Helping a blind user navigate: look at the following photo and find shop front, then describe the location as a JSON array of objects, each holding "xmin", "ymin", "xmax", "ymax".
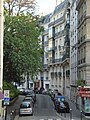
[{"xmin": 78, "ymin": 87, "xmax": 90, "ymax": 117}]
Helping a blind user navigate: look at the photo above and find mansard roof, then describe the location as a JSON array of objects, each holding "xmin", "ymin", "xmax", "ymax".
[
  {"xmin": 53, "ymin": 0, "xmax": 67, "ymax": 15},
  {"xmin": 43, "ymin": 13, "xmax": 52, "ymax": 24}
]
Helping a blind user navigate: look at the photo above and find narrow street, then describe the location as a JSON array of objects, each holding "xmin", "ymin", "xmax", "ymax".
[
  {"xmin": 6, "ymin": 95, "xmax": 67, "ymax": 120},
  {"xmin": 6, "ymin": 94, "xmax": 89, "ymax": 120}
]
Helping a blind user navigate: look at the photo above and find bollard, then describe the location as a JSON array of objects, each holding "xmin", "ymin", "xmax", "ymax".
[
  {"xmin": 64, "ymin": 109, "xmax": 66, "ymax": 118},
  {"xmin": 81, "ymin": 111, "xmax": 82, "ymax": 120},
  {"xmin": 12, "ymin": 110, "xmax": 15, "ymax": 119},
  {"xmin": 5, "ymin": 107, "xmax": 7, "ymax": 120},
  {"xmin": 60, "ymin": 109, "xmax": 62, "ymax": 116},
  {"xmin": 10, "ymin": 112, "xmax": 13, "ymax": 120},
  {"xmin": 70, "ymin": 109, "xmax": 72, "ymax": 120}
]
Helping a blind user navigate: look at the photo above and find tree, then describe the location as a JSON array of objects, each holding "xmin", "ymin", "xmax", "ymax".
[
  {"xmin": 4, "ymin": 14, "xmax": 43, "ymax": 83},
  {"xmin": 4, "ymin": 0, "xmax": 36, "ymax": 16},
  {"xmin": 76, "ymin": 80, "xmax": 86, "ymax": 87}
]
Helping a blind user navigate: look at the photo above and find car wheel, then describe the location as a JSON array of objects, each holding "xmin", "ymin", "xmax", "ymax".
[{"xmin": 31, "ymin": 113, "xmax": 33, "ymax": 116}]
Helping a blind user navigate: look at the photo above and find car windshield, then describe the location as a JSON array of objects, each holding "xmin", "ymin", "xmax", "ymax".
[{"xmin": 20, "ymin": 103, "xmax": 31, "ymax": 108}]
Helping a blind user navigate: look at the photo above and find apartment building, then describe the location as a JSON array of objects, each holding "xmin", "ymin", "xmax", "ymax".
[
  {"xmin": 70, "ymin": 0, "xmax": 78, "ymax": 103},
  {"xmin": 41, "ymin": 13, "xmax": 52, "ymax": 90},
  {"xmin": 76, "ymin": 0, "xmax": 90, "ymax": 86},
  {"xmin": 40, "ymin": 0, "xmax": 71, "ymax": 98},
  {"xmin": 48, "ymin": 0, "xmax": 67, "ymax": 94},
  {"xmin": 76, "ymin": 0, "xmax": 90, "ymax": 116}
]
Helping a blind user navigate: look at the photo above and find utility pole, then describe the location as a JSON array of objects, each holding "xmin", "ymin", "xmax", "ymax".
[{"xmin": 0, "ymin": 0, "xmax": 4, "ymax": 118}]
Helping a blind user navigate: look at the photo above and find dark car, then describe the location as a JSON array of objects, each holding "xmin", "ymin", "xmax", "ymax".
[
  {"xmin": 39, "ymin": 88, "xmax": 44, "ymax": 94},
  {"xmin": 55, "ymin": 100, "xmax": 70, "ymax": 113},
  {"xmin": 26, "ymin": 92, "xmax": 36, "ymax": 103}
]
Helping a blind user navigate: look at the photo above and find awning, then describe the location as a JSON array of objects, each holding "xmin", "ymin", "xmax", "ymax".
[{"xmin": 0, "ymin": 92, "xmax": 4, "ymax": 99}]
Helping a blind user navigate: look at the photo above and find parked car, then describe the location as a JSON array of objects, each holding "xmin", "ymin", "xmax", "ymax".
[
  {"xmin": 55, "ymin": 100, "xmax": 70, "ymax": 113},
  {"xmin": 48, "ymin": 89, "xmax": 54, "ymax": 96},
  {"xmin": 19, "ymin": 101, "xmax": 33, "ymax": 116},
  {"xmin": 34, "ymin": 88, "xmax": 39, "ymax": 94},
  {"xmin": 59, "ymin": 102, "xmax": 66, "ymax": 113},
  {"xmin": 26, "ymin": 92, "xmax": 36, "ymax": 103},
  {"xmin": 39, "ymin": 88, "xmax": 44, "ymax": 94},
  {"xmin": 42, "ymin": 90, "xmax": 49, "ymax": 95},
  {"xmin": 23, "ymin": 97, "xmax": 34, "ymax": 106}
]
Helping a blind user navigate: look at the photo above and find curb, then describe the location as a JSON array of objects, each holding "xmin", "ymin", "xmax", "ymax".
[{"xmin": 9, "ymin": 96, "xmax": 19, "ymax": 106}]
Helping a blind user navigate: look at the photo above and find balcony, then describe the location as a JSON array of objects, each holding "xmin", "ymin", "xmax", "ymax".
[
  {"xmin": 48, "ymin": 16, "xmax": 64, "ymax": 27},
  {"xmin": 55, "ymin": 30, "xmax": 65, "ymax": 38},
  {"xmin": 83, "ymin": 58, "xmax": 86, "ymax": 63},
  {"xmin": 43, "ymin": 64, "xmax": 48, "ymax": 69},
  {"xmin": 55, "ymin": 72, "xmax": 58, "ymax": 78},
  {"xmin": 55, "ymin": 58, "xmax": 62, "ymax": 63},
  {"xmin": 62, "ymin": 53, "xmax": 70, "ymax": 61},
  {"xmin": 58, "ymin": 72, "xmax": 62, "ymax": 77},
  {"xmin": 78, "ymin": 60, "xmax": 80, "ymax": 65},
  {"xmin": 66, "ymin": 70, "xmax": 70, "ymax": 77},
  {"xmin": 64, "ymin": 40, "xmax": 70, "ymax": 47},
  {"xmin": 78, "ymin": 35, "xmax": 86, "ymax": 46},
  {"xmin": 48, "ymin": 46, "xmax": 57, "ymax": 52},
  {"xmin": 51, "ymin": 72, "xmax": 54, "ymax": 77},
  {"xmin": 78, "ymin": 58, "xmax": 86, "ymax": 65},
  {"xmin": 43, "ymin": 29, "xmax": 48, "ymax": 35},
  {"xmin": 52, "ymin": 58, "xmax": 55, "ymax": 63},
  {"xmin": 63, "ymin": 72, "xmax": 65, "ymax": 77}
]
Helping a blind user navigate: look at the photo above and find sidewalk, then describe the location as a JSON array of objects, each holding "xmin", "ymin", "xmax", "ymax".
[
  {"xmin": 0, "ymin": 117, "xmax": 4, "ymax": 120},
  {"xmin": 62, "ymin": 96, "xmax": 89, "ymax": 120}
]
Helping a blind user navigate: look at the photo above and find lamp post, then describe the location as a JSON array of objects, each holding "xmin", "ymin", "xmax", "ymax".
[{"xmin": 0, "ymin": 0, "xmax": 4, "ymax": 118}]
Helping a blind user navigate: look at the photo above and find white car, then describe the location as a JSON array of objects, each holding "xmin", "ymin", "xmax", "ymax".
[{"xmin": 19, "ymin": 101, "xmax": 33, "ymax": 116}]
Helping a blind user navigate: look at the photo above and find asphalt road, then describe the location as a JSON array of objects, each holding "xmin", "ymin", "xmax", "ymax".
[
  {"xmin": 6, "ymin": 94, "xmax": 67, "ymax": 120},
  {"xmin": 6, "ymin": 94, "xmax": 90, "ymax": 120},
  {"xmin": 34, "ymin": 94, "xmax": 57, "ymax": 116}
]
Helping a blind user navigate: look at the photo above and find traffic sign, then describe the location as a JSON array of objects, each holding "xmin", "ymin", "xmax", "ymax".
[
  {"xmin": 4, "ymin": 90, "xmax": 9, "ymax": 98},
  {"xmin": 4, "ymin": 98, "xmax": 10, "ymax": 101},
  {"xmin": 3, "ymin": 90, "xmax": 10, "ymax": 106},
  {"xmin": 4, "ymin": 100, "xmax": 10, "ymax": 105}
]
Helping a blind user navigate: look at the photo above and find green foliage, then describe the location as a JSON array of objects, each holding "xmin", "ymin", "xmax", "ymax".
[
  {"xmin": 3, "ymin": 80, "xmax": 19, "ymax": 99},
  {"xmin": 76, "ymin": 80, "xmax": 86, "ymax": 87},
  {"xmin": 4, "ymin": 15, "xmax": 43, "ymax": 83}
]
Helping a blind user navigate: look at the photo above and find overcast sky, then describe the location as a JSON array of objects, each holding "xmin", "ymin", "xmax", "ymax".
[{"xmin": 36, "ymin": 0, "xmax": 56, "ymax": 15}]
